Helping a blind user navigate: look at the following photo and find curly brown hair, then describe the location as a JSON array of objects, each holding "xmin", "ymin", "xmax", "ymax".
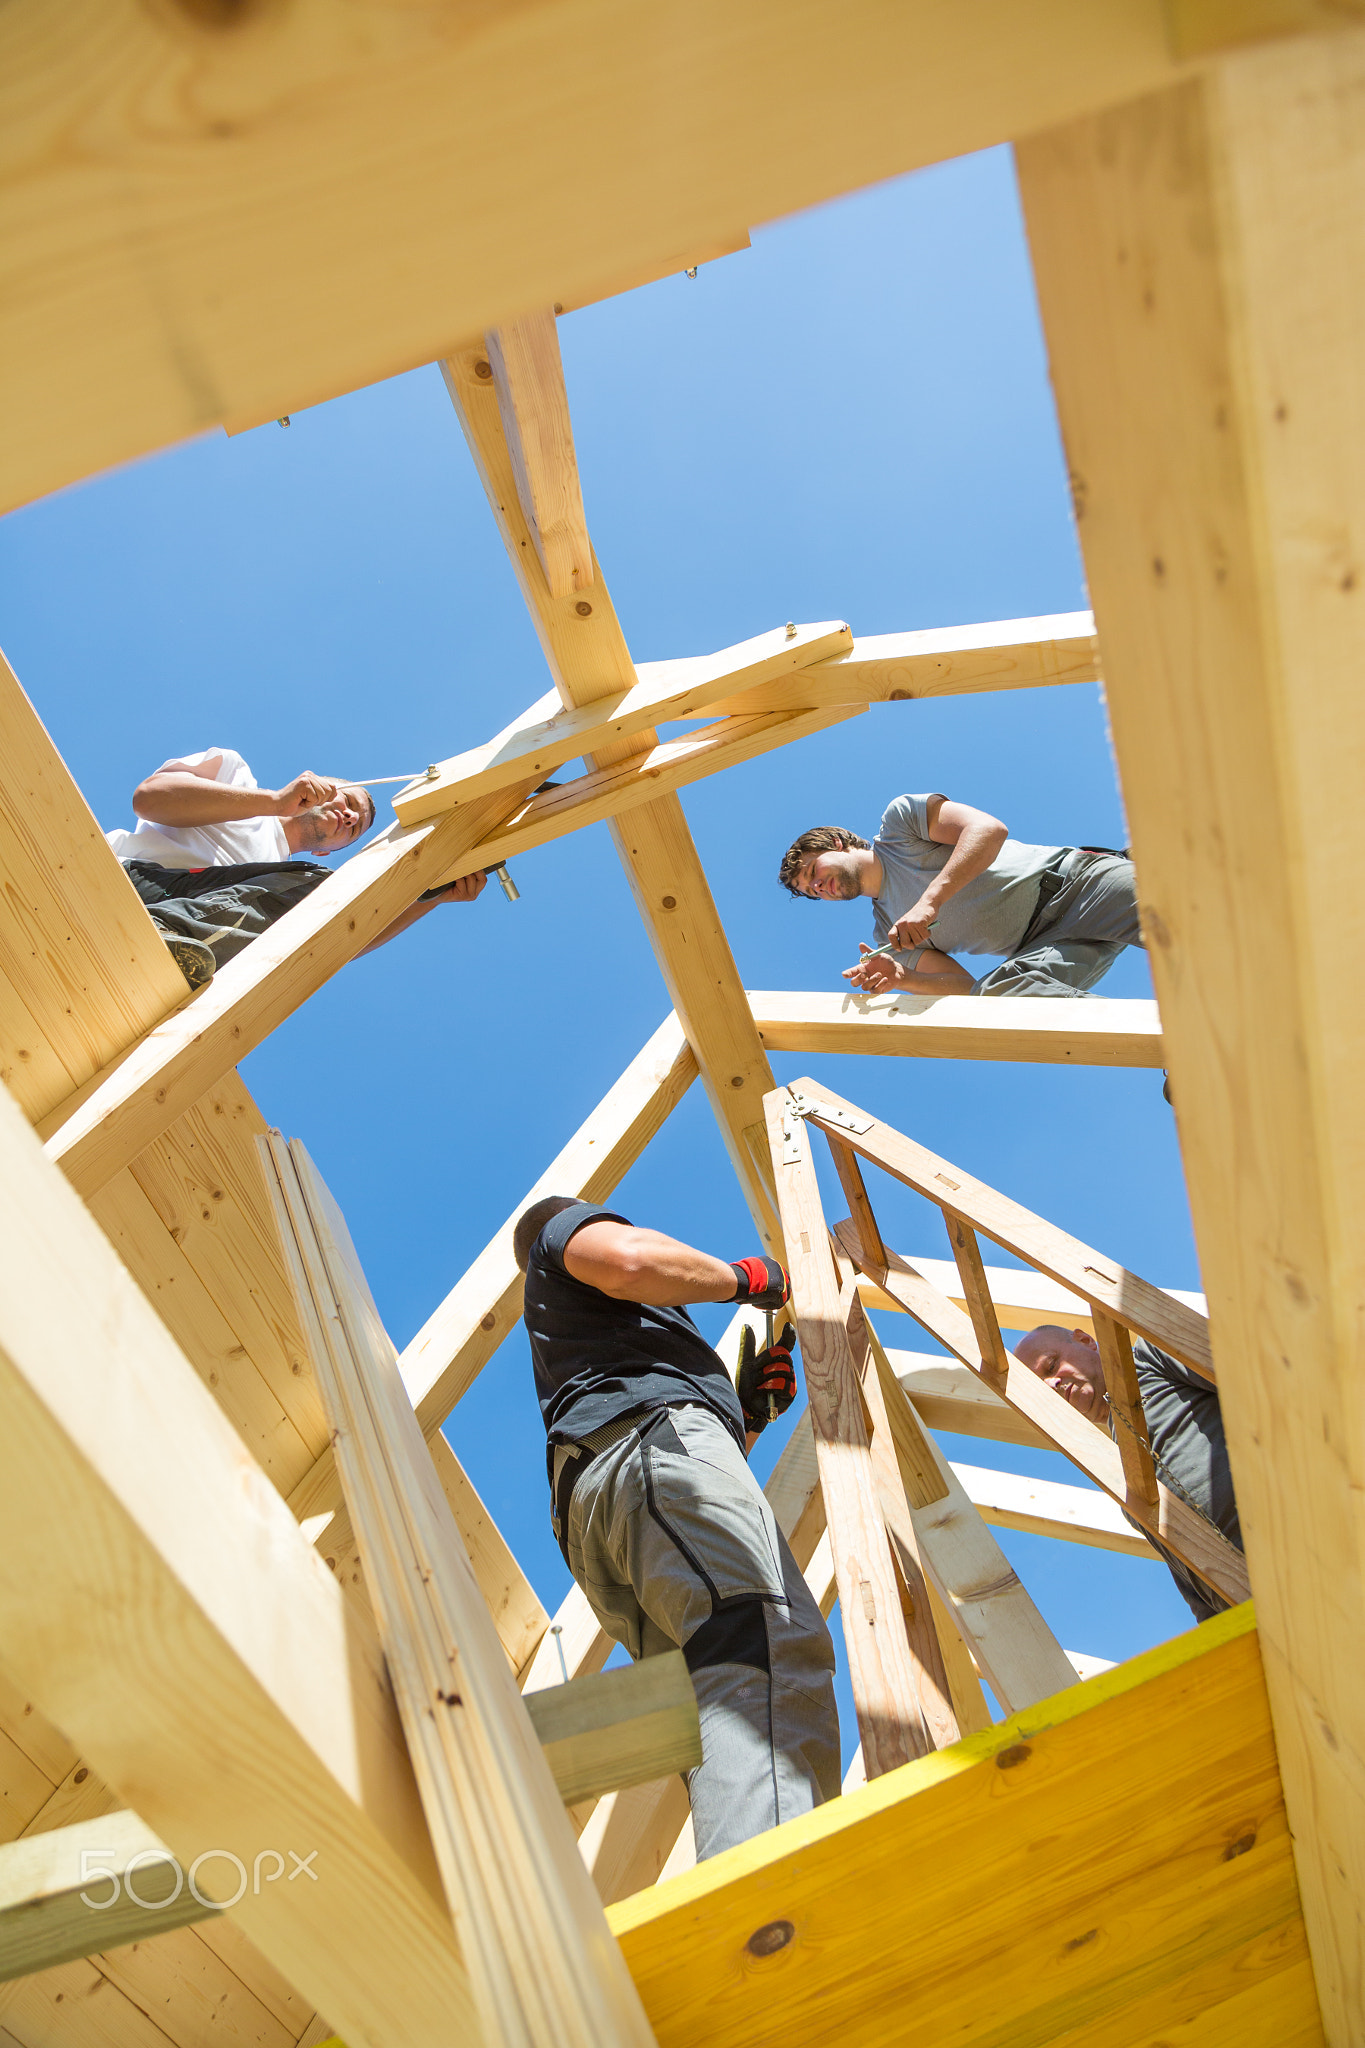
[{"xmin": 777, "ymin": 826, "xmax": 871, "ymax": 897}]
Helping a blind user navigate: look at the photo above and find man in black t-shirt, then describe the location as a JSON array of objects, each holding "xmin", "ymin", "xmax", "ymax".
[
  {"xmin": 514, "ymin": 1195, "xmax": 840, "ymax": 1862},
  {"xmin": 1015, "ymin": 1323, "xmax": 1242, "ymax": 1624}
]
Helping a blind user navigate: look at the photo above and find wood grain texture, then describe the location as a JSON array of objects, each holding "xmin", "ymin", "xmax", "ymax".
[
  {"xmin": 748, "ymin": 989, "xmax": 1163, "ymax": 1067},
  {"xmin": 484, "ymin": 314, "xmax": 593, "ymax": 601},
  {"xmin": 262, "ymin": 1136, "xmax": 654, "ymax": 2047},
  {"xmin": 764, "ymin": 1089, "xmax": 941, "ymax": 1774},
  {"xmin": 952, "ymin": 1461, "xmax": 1160, "ymax": 1561},
  {"xmin": 523, "ymin": 1655, "xmax": 700, "ymax": 1808},
  {"xmin": 610, "ymin": 1610, "xmax": 1322, "ymax": 2048},
  {"xmin": 1016, "ymin": 40, "xmax": 1365, "ymax": 2035},
  {"xmin": 863, "ymin": 1254, "xmax": 1207, "ymax": 1348}
]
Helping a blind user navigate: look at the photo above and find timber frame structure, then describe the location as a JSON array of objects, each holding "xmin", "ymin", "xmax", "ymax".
[{"xmin": 0, "ymin": 6, "xmax": 1362, "ymax": 2044}]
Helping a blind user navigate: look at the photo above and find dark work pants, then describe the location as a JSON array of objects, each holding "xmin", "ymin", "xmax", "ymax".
[{"xmin": 122, "ymin": 859, "xmax": 330, "ymax": 966}]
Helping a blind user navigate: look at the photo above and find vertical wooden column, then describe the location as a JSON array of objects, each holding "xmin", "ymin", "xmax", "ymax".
[
  {"xmin": 261, "ymin": 1137, "xmax": 656, "ymax": 2048},
  {"xmin": 763, "ymin": 1087, "xmax": 942, "ymax": 1774},
  {"xmin": 1017, "ymin": 34, "xmax": 1365, "ymax": 2039}
]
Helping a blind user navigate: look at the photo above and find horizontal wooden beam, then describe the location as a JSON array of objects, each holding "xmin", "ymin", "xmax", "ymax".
[
  {"xmin": 749, "ymin": 989, "xmax": 1163, "ymax": 1067},
  {"xmin": 2, "ymin": 3, "xmax": 1188, "ymax": 512},
  {"xmin": 523, "ymin": 1653, "xmax": 701, "ymax": 1808},
  {"xmin": 704, "ymin": 611, "xmax": 1100, "ymax": 713},
  {"xmin": 953, "ymin": 1461, "xmax": 1160, "ymax": 1559},
  {"xmin": 0, "ymin": 1069, "xmax": 475, "ymax": 2048},
  {"xmin": 394, "ymin": 621, "xmax": 853, "ymax": 825},
  {"xmin": 0, "ymin": 1812, "xmax": 217, "ymax": 1982},
  {"xmin": 893, "ymin": 1353, "xmax": 1055, "ymax": 1448}
]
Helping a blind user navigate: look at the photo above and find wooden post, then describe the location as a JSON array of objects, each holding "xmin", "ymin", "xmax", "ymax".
[
  {"xmin": 261, "ymin": 1136, "xmax": 656, "ymax": 2048},
  {"xmin": 763, "ymin": 1087, "xmax": 942, "ymax": 1774}
]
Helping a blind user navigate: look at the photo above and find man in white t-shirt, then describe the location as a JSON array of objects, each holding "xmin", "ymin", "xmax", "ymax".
[{"xmin": 110, "ymin": 749, "xmax": 485, "ymax": 988}]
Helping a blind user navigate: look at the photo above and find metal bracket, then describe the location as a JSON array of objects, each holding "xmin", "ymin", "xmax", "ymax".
[{"xmin": 785, "ymin": 1086, "xmax": 874, "ymax": 1138}]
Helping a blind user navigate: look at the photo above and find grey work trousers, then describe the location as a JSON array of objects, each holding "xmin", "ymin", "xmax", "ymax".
[
  {"xmin": 975, "ymin": 850, "xmax": 1142, "ymax": 998},
  {"xmin": 122, "ymin": 859, "xmax": 329, "ymax": 968},
  {"xmin": 555, "ymin": 1403, "xmax": 840, "ymax": 1861}
]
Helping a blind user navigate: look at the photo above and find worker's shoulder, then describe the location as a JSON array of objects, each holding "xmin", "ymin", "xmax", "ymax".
[{"xmin": 877, "ymin": 792, "xmax": 941, "ymax": 840}]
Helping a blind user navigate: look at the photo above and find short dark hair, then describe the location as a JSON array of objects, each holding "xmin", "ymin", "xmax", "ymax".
[
  {"xmin": 777, "ymin": 826, "xmax": 871, "ymax": 897},
  {"xmin": 358, "ymin": 789, "xmax": 376, "ymax": 832},
  {"xmin": 512, "ymin": 1194, "xmax": 580, "ymax": 1272}
]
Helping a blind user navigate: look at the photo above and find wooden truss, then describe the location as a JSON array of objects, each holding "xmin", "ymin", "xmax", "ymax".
[{"xmin": 3, "ymin": 11, "xmax": 1363, "ymax": 2042}]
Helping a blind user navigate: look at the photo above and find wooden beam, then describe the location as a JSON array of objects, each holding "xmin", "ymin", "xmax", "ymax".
[
  {"xmin": 522, "ymin": 1655, "xmax": 701, "ymax": 1809},
  {"xmin": 1, "ymin": 2, "xmax": 1191, "ymax": 513},
  {"xmin": 40, "ymin": 782, "xmax": 534, "ymax": 1201},
  {"xmin": 892, "ymin": 1351, "xmax": 1055, "ymax": 1450},
  {"xmin": 0, "ymin": 1067, "xmax": 482, "ymax": 2048},
  {"xmin": 703, "ymin": 611, "xmax": 1100, "ymax": 712},
  {"xmin": 748, "ymin": 989, "xmax": 1164, "ymax": 1067},
  {"xmin": 609, "ymin": 1608, "xmax": 1320, "ymax": 2048},
  {"xmin": 953, "ymin": 1462, "xmax": 1160, "ymax": 1560},
  {"xmin": 445, "ymin": 341, "xmax": 784, "ymax": 1246},
  {"xmin": 841, "ymin": 1225, "xmax": 1249, "ymax": 1608},
  {"xmin": 1166, "ymin": 1, "xmax": 1363, "ymax": 58},
  {"xmin": 792, "ymin": 1078, "xmax": 1213, "ymax": 1376},
  {"xmin": 484, "ymin": 313, "xmax": 593, "ymax": 601},
  {"xmin": 261, "ymin": 1134, "xmax": 655, "ymax": 2048},
  {"xmin": 289, "ymin": 1013, "xmax": 697, "ymax": 1536},
  {"xmin": 0, "ymin": 1813, "xmax": 217, "ymax": 1982},
  {"xmin": 764, "ymin": 1087, "xmax": 944, "ymax": 1772},
  {"xmin": 1016, "ymin": 41, "xmax": 1365, "ymax": 2035},
  {"xmin": 394, "ymin": 621, "xmax": 853, "ymax": 825}
]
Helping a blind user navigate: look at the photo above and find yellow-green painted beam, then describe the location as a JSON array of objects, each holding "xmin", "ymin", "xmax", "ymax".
[{"xmin": 611, "ymin": 1605, "xmax": 1324, "ymax": 2048}]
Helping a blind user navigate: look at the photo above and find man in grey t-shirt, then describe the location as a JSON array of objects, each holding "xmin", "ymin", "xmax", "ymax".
[
  {"xmin": 1015, "ymin": 1323, "xmax": 1241, "ymax": 1626},
  {"xmin": 777, "ymin": 792, "xmax": 1142, "ymax": 998}
]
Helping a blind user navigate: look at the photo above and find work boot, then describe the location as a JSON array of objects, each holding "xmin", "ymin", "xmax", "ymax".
[{"xmin": 161, "ymin": 933, "xmax": 216, "ymax": 990}]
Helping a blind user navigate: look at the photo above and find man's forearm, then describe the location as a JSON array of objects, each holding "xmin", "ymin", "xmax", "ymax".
[
  {"xmin": 132, "ymin": 774, "xmax": 279, "ymax": 826},
  {"xmin": 891, "ymin": 953, "xmax": 976, "ymax": 996},
  {"xmin": 920, "ymin": 820, "xmax": 1008, "ymax": 913}
]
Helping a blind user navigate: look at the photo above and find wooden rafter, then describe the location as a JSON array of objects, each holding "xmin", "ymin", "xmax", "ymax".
[{"xmin": 748, "ymin": 988, "xmax": 1164, "ymax": 1067}]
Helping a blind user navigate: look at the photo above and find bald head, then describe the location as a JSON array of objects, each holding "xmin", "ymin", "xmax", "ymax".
[{"xmin": 1015, "ymin": 1323, "xmax": 1108, "ymax": 1424}]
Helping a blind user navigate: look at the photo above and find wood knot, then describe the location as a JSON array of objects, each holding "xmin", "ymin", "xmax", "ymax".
[
  {"xmin": 745, "ymin": 1920, "xmax": 794, "ymax": 1958},
  {"xmin": 995, "ymin": 1744, "xmax": 1031, "ymax": 1771}
]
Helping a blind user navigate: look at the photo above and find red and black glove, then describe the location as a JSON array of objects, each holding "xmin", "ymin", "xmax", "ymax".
[
  {"xmin": 736, "ymin": 1321, "xmax": 797, "ymax": 1435},
  {"xmin": 729, "ymin": 1255, "xmax": 791, "ymax": 1311}
]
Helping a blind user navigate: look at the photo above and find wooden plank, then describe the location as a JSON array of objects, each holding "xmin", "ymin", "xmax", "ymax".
[
  {"xmin": 0, "ymin": 0, "xmax": 1193, "ymax": 512},
  {"xmin": 944, "ymin": 1217, "xmax": 1011, "ymax": 1384},
  {"xmin": 609, "ymin": 1610, "xmax": 1320, "ymax": 2048},
  {"xmin": 291, "ymin": 1012, "xmax": 696, "ymax": 1535},
  {"xmin": 824, "ymin": 1137, "xmax": 887, "ymax": 1271},
  {"xmin": 484, "ymin": 312, "xmax": 593, "ymax": 601},
  {"xmin": 41, "ymin": 779, "xmax": 536, "ymax": 1201},
  {"xmin": 794, "ymin": 1077, "xmax": 1213, "ymax": 1377},
  {"xmin": 394, "ymin": 622, "xmax": 853, "ymax": 825},
  {"xmin": 763, "ymin": 1088, "xmax": 942, "ymax": 1773},
  {"xmin": 1167, "ymin": 0, "xmax": 1358, "ymax": 58},
  {"xmin": 1092, "ymin": 1307, "xmax": 1159, "ymax": 1508},
  {"xmin": 1017, "ymin": 45, "xmax": 1365, "ymax": 2037},
  {"xmin": 702, "ymin": 612, "xmax": 1100, "ymax": 711},
  {"xmin": 0, "ymin": 648, "xmax": 185, "ymax": 1123},
  {"xmin": 840, "ymin": 1226, "xmax": 1250, "ymax": 1608},
  {"xmin": 262, "ymin": 1135, "xmax": 655, "ymax": 2048},
  {"xmin": 94, "ymin": 1923, "xmax": 296, "ymax": 2048},
  {"xmin": 858, "ymin": 1313, "xmax": 1077, "ymax": 1714},
  {"xmin": 922, "ymin": 1575, "xmax": 994, "ymax": 1738},
  {"xmin": 748, "ymin": 989, "xmax": 1164, "ymax": 1067},
  {"xmin": 952, "ymin": 1462, "xmax": 1160, "ymax": 1561},
  {"xmin": 0, "ymin": 1813, "xmax": 217, "ymax": 1982},
  {"xmin": 0, "ymin": 1076, "xmax": 478, "ymax": 2048},
  {"xmin": 522, "ymin": 1655, "xmax": 701, "ymax": 1808},
  {"xmin": 445, "ymin": 341, "xmax": 785, "ymax": 1248},
  {"xmin": 0, "ymin": 1676, "xmax": 76, "ymax": 1793},
  {"xmin": 862, "ymin": 1254, "xmax": 1208, "ymax": 1346},
  {"xmin": 1, "ymin": 1956, "xmax": 183, "ymax": 2048}
]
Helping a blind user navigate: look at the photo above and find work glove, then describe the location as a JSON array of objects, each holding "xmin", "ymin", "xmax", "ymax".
[
  {"xmin": 736, "ymin": 1321, "xmax": 798, "ymax": 1436},
  {"xmin": 728, "ymin": 1255, "xmax": 791, "ymax": 1311}
]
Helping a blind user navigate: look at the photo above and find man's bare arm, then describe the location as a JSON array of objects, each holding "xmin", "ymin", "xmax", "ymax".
[
  {"xmin": 357, "ymin": 871, "xmax": 488, "ymax": 955},
  {"xmin": 886, "ymin": 793, "xmax": 1009, "ymax": 949},
  {"xmin": 562, "ymin": 1220, "xmax": 740, "ymax": 1307},
  {"xmin": 844, "ymin": 941, "xmax": 975, "ymax": 997},
  {"xmin": 132, "ymin": 762, "xmax": 338, "ymax": 826}
]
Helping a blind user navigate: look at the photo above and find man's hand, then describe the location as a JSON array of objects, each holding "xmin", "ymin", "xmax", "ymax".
[
  {"xmin": 888, "ymin": 894, "xmax": 940, "ymax": 950},
  {"xmin": 843, "ymin": 944, "xmax": 903, "ymax": 992},
  {"xmin": 729, "ymin": 1255, "xmax": 791, "ymax": 1310},
  {"xmin": 736, "ymin": 1321, "xmax": 797, "ymax": 1435},
  {"xmin": 424, "ymin": 872, "xmax": 488, "ymax": 905},
  {"xmin": 272, "ymin": 770, "xmax": 339, "ymax": 816}
]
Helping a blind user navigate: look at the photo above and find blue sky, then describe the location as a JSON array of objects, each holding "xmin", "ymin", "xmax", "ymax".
[{"xmin": 0, "ymin": 144, "xmax": 1201, "ymax": 1754}]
